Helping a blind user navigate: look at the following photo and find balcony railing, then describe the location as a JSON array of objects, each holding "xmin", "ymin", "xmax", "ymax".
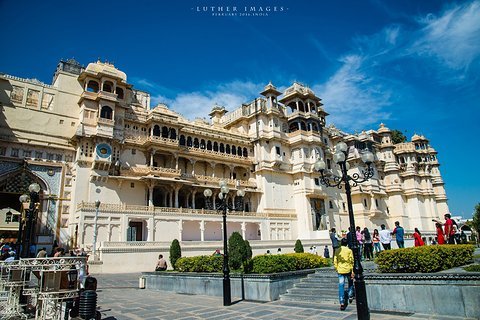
[{"xmin": 76, "ymin": 202, "xmax": 296, "ymax": 220}]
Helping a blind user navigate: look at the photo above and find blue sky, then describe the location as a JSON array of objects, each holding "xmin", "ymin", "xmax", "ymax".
[{"xmin": 1, "ymin": 0, "xmax": 479, "ymax": 218}]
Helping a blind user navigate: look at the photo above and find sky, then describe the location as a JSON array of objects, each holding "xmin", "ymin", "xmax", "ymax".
[{"xmin": 0, "ymin": 0, "xmax": 479, "ymax": 218}]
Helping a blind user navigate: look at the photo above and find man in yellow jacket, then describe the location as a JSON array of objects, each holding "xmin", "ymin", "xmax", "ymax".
[{"xmin": 334, "ymin": 238, "xmax": 354, "ymax": 311}]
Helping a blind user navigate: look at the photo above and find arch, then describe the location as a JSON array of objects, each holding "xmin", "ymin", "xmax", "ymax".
[
  {"xmin": 193, "ymin": 138, "xmax": 199, "ymax": 148},
  {"xmin": 300, "ymin": 121, "xmax": 307, "ymax": 131},
  {"xmin": 100, "ymin": 106, "xmax": 113, "ymax": 119},
  {"xmin": 179, "ymin": 135, "xmax": 186, "ymax": 146},
  {"xmin": 86, "ymin": 80, "xmax": 99, "ymax": 93},
  {"xmin": 289, "ymin": 122, "xmax": 299, "ymax": 132},
  {"xmin": 153, "ymin": 125, "xmax": 161, "ymax": 137},
  {"xmin": 311, "ymin": 123, "xmax": 318, "ymax": 132},
  {"xmin": 200, "ymin": 139, "xmax": 206, "ymax": 149},
  {"xmin": 187, "ymin": 136, "xmax": 193, "ymax": 147},
  {"xmin": 298, "ymin": 101, "xmax": 305, "ymax": 112},
  {"xmin": 243, "ymin": 148, "xmax": 248, "ymax": 157},
  {"xmin": 237, "ymin": 146, "xmax": 242, "ymax": 155},
  {"xmin": 162, "ymin": 127, "xmax": 169, "ymax": 138},
  {"xmin": 287, "ymin": 102, "xmax": 296, "ymax": 113},
  {"xmin": 116, "ymin": 87, "xmax": 124, "ymax": 99},
  {"xmin": 103, "ymin": 81, "xmax": 114, "ymax": 93},
  {"xmin": 219, "ymin": 143, "xmax": 225, "ymax": 153},
  {"xmin": 207, "ymin": 140, "xmax": 212, "ymax": 150},
  {"xmin": 226, "ymin": 144, "xmax": 231, "ymax": 154},
  {"xmin": 231, "ymin": 145, "xmax": 236, "ymax": 155},
  {"xmin": 169, "ymin": 128, "xmax": 176, "ymax": 140},
  {"xmin": 213, "ymin": 142, "xmax": 219, "ymax": 152}
]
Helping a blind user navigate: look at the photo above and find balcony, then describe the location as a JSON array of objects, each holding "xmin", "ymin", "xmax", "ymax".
[{"xmin": 120, "ymin": 166, "xmax": 181, "ymax": 178}]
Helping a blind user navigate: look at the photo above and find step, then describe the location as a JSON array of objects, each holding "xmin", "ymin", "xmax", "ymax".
[
  {"xmin": 299, "ymin": 277, "xmax": 337, "ymax": 284},
  {"xmin": 287, "ymin": 287, "xmax": 337, "ymax": 295},
  {"xmin": 280, "ymin": 292, "xmax": 338, "ymax": 303},
  {"xmin": 295, "ymin": 282, "xmax": 337, "ymax": 289},
  {"xmin": 272, "ymin": 300, "xmax": 345, "ymax": 311}
]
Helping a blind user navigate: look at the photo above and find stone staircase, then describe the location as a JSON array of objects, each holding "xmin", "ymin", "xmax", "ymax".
[{"xmin": 278, "ymin": 268, "xmax": 340, "ymax": 308}]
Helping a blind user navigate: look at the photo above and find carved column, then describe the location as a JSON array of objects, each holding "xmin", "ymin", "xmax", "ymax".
[
  {"xmin": 148, "ymin": 183, "xmax": 154, "ymax": 207},
  {"xmin": 190, "ymin": 159, "xmax": 196, "ymax": 176},
  {"xmin": 200, "ymin": 220, "xmax": 205, "ymax": 242},
  {"xmin": 178, "ymin": 219, "xmax": 183, "ymax": 241},
  {"xmin": 174, "ymin": 185, "xmax": 180, "ymax": 208},
  {"xmin": 150, "ymin": 150, "xmax": 156, "ymax": 167},
  {"xmin": 210, "ymin": 162, "xmax": 216, "ymax": 178},
  {"xmin": 147, "ymin": 217, "xmax": 155, "ymax": 241},
  {"xmin": 241, "ymin": 222, "xmax": 246, "ymax": 240},
  {"xmin": 192, "ymin": 189, "xmax": 197, "ymax": 209}
]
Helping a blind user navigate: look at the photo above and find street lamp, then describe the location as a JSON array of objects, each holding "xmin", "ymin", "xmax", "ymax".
[
  {"xmin": 314, "ymin": 142, "xmax": 374, "ymax": 320},
  {"xmin": 203, "ymin": 180, "xmax": 245, "ymax": 306},
  {"xmin": 92, "ymin": 200, "xmax": 101, "ymax": 261},
  {"xmin": 17, "ymin": 183, "xmax": 41, "ymax": 258}
]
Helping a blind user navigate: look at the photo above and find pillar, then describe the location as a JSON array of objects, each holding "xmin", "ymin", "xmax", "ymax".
[
  {"xmin": 174, "ymin": 186, "xmax": 180, "ymax": 208},
  {"xmin": 150, "ymin": 150, "xmax": 155, "ymax": 167},
  {"xmin": 178, "ymin": 219, "xmax": 183, "ymax": 241},
  {"xmin": 200, "ymin": 220, "xmax": 205, "ymax": 242},
  {"xmin": 241, "ymin": 222, "xmax": 246, "ymax": 240},
  {"xmin": 192, "ymin": 189, "xmax": 197, "ymax": 209},
  {"xmin": 148, "ymin": 184, "xmax": 154, "ymax": 207},
  {"xmin": 147, "ymin": 217, "xmax": 155, "ymax": 241}
]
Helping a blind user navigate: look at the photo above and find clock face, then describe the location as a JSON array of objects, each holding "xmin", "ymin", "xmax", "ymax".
[{"xmin": 96, "ymin": 143, "xmax": 112, "ymax": 159}]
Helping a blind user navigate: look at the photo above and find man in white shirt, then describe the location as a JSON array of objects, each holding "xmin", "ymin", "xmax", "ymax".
[{"xmin": 379, "ymin": 224, "xmax": 392, "ymax": 250}]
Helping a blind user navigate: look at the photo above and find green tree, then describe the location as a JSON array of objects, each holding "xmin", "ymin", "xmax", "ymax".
[
  {"xmin": 228, "ymin": 232, "xmax": 247, "ymax": 270},
  {"xmin": 169, "ymin": 239, "xmax": 182, "ymax": 270},
  {"xmin": 391, "ymin": 129, "xmax": 407, "ymax": 144},
  {"xmin": 244, "ymin": 240, "xmax": 253, "ymax": 259},
  {"xmin": 472, "ymin": 203, "xmax": 480, "ymax": 238},
  {"xmin": 294, "ymin": 239, "xmax": 304, "ymax": 253}
]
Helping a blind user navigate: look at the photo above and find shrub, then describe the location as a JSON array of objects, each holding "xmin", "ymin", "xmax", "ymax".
[
  {"xmin": 245, "ymin": 240, "xmax": 253, "ymax": 259},
  {"xmin": 228, "ymin": 232, "xmax": 247, "ymax": 270},
  {"xmin": 169, "ymin": 239, "xmax": 181, "ymax": 270},
  {"xmin": 286, "ymin": 253, "xmax": 330, "ymax": 270},
  {"xmin": 375, "ymin": 244, "xmax": 474, "ymax": 273},
  {"xmin": 251, "ymin": 253, "xmax": 329, "ymax": 274},
  {"xmin": 175, "ymin": 255, "xmax": 223, "ymax": 272},
  {"xmin": 464, "ymin": 264, "xmax": 480, "ymax": 272},
  {"xmin": 294, "ymin": 239, "xmax": 304, "ymax": 253}
]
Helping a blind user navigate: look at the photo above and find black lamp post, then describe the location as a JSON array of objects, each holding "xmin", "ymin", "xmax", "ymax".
[
  {"xmin": 204, "ymin": 180, "xmax": 245, "ymax": 306},
  {"xmin": 18, "ymin": 183, "xmax": 41, "ymax": 259},
  {"xmin": 314, "ymin": 141, "xmax": 374, "ymax": 320}
]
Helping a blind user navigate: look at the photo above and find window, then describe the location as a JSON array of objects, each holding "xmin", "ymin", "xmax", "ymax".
[
  {"xmin": 56, "ymin": 154, "xmax": 63, "ymax": 161},
  {"xmin": 11, "ymin": 148, "xmax": 19, "ymax": 157},
  {"xmin": 0, "ymin": 147, "xmax": 5, "ymax": 156},
  {"xmin": 375, "ymin": 199, "xmax": 379, "ymax": 207},
  {"xmin": 10, "ymin": 86, "xmax": 24, "ymax": 103},
  {"xmin": 103, "ymin": 81, "xmax": 114, "ymax": 93},
  {"xmin": 329, "ymin": 201, "xmax": 334, "ymax": 209},
  {"xmin": 342, "ymin": 202, "xmax": 346, "ymax": 210},
  {"xmin": 327, "ymin": 159, "xmax": 331, "ymax": 169},
  {"xmin": 47, "ymin": 153, "xmax": 54, "ymax": 160},
  {"xmin": 87, "ymin": 80, "xmax": 99, "ymax": 93},
  {"xmin": 314, "ymin": 178, "xmax": 320, "ymax": 186},
  {"xmin": 363, "ymin": 199, "xmax": 368, "ymax": 208},
  {"xmin": 41, "ymin": 93, "xmax": 54, "ymax": 110},
  {"xmin": 276, "ymin": 146, "xmax": 281, "ymax": 156},
  {"xmin": 130, "ymin": 182, "xmax": 135, "ymax": 188},
  {"xmin": 26, "ymin": 89, "xmax": 40, "ymax": 107},
  {"xmin": 35, "ymin": 151, "xmax": 43, "ymax": 159},
  {"xmin": 100, "ymin": 106, "xmax": 113, "ymax": 119},
  {"xmin": 23, "ymin": 150, "xmax": 32, "ymax": 158},
  {"xmin": 116, "ymin": 87, "xmax": 124, "ymax": 99},
  {"xmin": 71, "ymin": 122, "xmax": 75, "ymax": 126},
  {"xmin": 131, "ymin": 149, "xmax": 136, "ymax": 155}
]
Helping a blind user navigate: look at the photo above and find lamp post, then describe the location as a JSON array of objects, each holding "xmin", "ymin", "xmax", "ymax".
[
  {"xmin": 203, "ymin": 180, "xmax": 245, "ymax": 306},
  {"xmin": 92, "ymin": 200, "xmax": 101, "ymax": 261},
  {"xmin": 314, "ymin": 141, "xmax": 374, "ymax": 320},
  {"xmin": 17, "ymin": 183, "xmax": 41, "ymax": 258}
]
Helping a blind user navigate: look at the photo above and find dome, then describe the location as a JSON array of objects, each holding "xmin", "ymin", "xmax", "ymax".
[
  {"xmin": 377, "ymin": 123, "xmax": 391, "ymax": 133},
  {"xmin": 85, "ymin": 61, "xmax": 127, "ymax": 82}
]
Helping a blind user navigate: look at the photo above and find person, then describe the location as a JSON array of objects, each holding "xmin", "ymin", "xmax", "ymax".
[
  {"xmin": 312, "ymin": 246, "xmax": 317, "ymax": 255},
  {"xmin": 323, "ymin": 246, "xmax": 330, "ymax": 259},
  {"xmin": 444, "ymin": 214, "xmax": 455, "ymax": 244},
  {"xmin": 277, "ymin": 248, "xmax": 282, "ymax": 254},
  {"xmin": 334, "ymin": 238, "xmax": 354, "ymax": 311},
  {"xmin": 5, "ymin": 251, "xmax": 16, "ymax": 262},
  {"xmin": 392, "ymin": 221, "xmax": 405, "ymax": 248},
  {"xmin": 155, "ymin": 254, "xmax": 167, "ymax": 271},
  {"xmin": 36, "ymin": 247, "xmax": 47, "ymax": 258},
  {"xmin": 330, "ymin": 228, "xmax": 340, "ymax": 253},
  {"xmin": 453, "ymin": 225, "xmax": 461, "ymax": 244},
  {"xmin": 355, "ymin": 226, "xmax": 364, "ymax": 260},
  {"xmin": 54, "ymin": 247, "xmax": 65, "ymax": 257},
  {"xmin": 212, "ymin": 249, "xmax": 222, "ymax": 256},
  {"xmin": 372, "ymin": 229, "xmax": 381, "ymax": 255},
  {"xmin": 362, "ymin": 228, "xmax": 373, "ymax": 261},
  {"xmin": 266, "ymin": 250, "xmax": 271, "ymax": 255},
  {"xmin": 413, "ymin": 228, "xmax": 424, "ymax": 247},
  {"xmin": 435, "ymin": 222, "xmax": 445, "ymax": 245},
  {"xmin": 379, "ymin": 224, "xmax": 392, "ymax": 250},
  {"xmin": 346, "ymin": 227, "xmax": 354, "ymax": 249},
  {"xmin": 460, "ymin": 230, "xmax": 468, "ymax": 244}
]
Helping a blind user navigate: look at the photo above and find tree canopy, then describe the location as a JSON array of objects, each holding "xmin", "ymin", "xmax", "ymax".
[{"xmin": 391, "ymin": 130, "xmax": 407, "ymax": 144}]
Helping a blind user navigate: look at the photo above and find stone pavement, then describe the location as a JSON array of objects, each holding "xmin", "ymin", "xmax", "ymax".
[{"xmin": 93, "ymin": 273, "xmax": 472, "ymax": 320}]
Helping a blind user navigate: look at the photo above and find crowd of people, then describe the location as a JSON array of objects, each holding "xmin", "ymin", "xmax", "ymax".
[{"xmin": 0, "ymin": 238, "xmax": 88, "ymax": 262}]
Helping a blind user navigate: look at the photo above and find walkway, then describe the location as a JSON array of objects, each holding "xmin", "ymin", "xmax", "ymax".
[{"xmin": 94, "ymin": 273, "xmax": 472, "ymax": 320}]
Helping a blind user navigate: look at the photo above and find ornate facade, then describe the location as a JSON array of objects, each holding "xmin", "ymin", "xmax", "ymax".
[{"xmin": 0, "ymin": 60, "xmax": 448, "ymax": 269}]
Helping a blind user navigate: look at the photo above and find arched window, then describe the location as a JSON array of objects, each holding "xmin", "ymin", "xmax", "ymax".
[
  {"xmin": 231, "ymin": 145, "xmax": 236, "ymax": 155},
  {"xmin": 116, "ymin": 87, "xmax": 124, "ymax": 99},
  {"xmin": 226, "ymin": 144, "xmax": 231, "ymax": 154},
  {"xmin": 311, "ymin": 123, "xmax": 318, "ymax": 132},
  {"xmin": 207, "ymin": 140, "xmax": 212, "ymax": 150},
  {"xmin": 220, "ymin": 143, "xmax": 225, "ymax": 153},
  {"xmin": 200, "ymin": 139, "xmax": 206, "ymax": 149},
  {"xmin": 179, "ymin": 135, "xmax": 186, "ymax": 146},
  {"xmin": 298, "ymin": 101, "xmax": 305, "ymax": 112},
  {"xmin": 237, "ymin": 146, "xmax": 242, "ymax": 155},
  {"xmin": 300, "ymin": 122, "xmax": 307, "ymax": 131},
  {"xmin": 187, "ymin": 136, "xmax": 193, "ymax": 147},
  {"xmin": 87, "ymin": 80, "xmax": 99, "ymax": 93},
  {"xmin": 103, "ymin": 81, "xmax": 114, "ymax": 93},
  {"xmin": 193, "ymin": 138, "xmax": 199, "ymax": 148},
  {"xmin": 100, "ymin": 106, "xmax": 113, "ymax": 119},
  {"xmin": 213, "ymin": 142, "xmax": 218, "ymax": 152},
  {"xmin": 153, "ymin": 125, "xmax": 160, "ymax": 137},
  {"xmin": 243, "ymin": 148, "xmax": 248, "ymax": 157},
  {"xmin": 289, "ymin": 122, "xmax": 299, "ymax": 132},
  {"xmin": 162, "ymin": 127, "xmax": 169, "ymax": 138},
  {"xmin": 169, "ymin": 128, "xmax": 176, "ymax": 140}
]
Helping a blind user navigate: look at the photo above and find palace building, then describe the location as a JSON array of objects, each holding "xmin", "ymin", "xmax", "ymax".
[{"xmin": 0, "ymin": 59, "xmax": 448, "ymax": 271}]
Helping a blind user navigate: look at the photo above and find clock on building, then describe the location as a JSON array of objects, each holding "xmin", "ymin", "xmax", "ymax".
[{"xmin": 96, "ymin": 143, "xmax": 112, "ymax": 159}]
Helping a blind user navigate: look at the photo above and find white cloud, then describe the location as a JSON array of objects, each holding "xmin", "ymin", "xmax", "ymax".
[
  {"xmin": 151, "ymin": 81, "xmax": 262, "ymax": 121},
  {"xmin": 411, "ymin": 1, "xmax": 480, "ymax": 72}
]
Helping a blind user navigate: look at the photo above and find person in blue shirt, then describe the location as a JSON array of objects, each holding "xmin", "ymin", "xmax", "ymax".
[{"xmin": 392, "ymin": 221, "xmax": 405, "ymax": 248}]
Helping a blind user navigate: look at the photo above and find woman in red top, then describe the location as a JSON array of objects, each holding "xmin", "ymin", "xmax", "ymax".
[
  {"xmin": 435, "ymin": 223, "xmax": 445, "ymax": 244},
  {"xmin": 413, "ymin": 228, "xmax": 424, "ymax": 247}
]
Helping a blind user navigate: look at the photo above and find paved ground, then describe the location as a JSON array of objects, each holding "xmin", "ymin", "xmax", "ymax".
[{"xmin": 93, "ymin": 273, "xmax": 473, "ymax": 320}]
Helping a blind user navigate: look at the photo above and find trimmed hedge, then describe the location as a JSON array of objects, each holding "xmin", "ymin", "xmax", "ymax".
[
  {"xmin": 174, "ymin": 253, "xmax": 329, "ymax": 273},
  {"xmin": 294, "ymin": 239, "xmax": 304, "ymax": 253},
  {"xmin": 175, "ymin": 255, "xmax": 223, "ymax": 272},
  {"xmin": 375, "ymin": 244, "xmax": 475, "ymax": 273},
  {"xmin": 464, "ymin": 264, "xmax": 480, "ymax": 272}
]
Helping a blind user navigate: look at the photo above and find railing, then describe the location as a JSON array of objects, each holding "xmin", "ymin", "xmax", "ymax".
[
  {"xmin": 184, "ymin": 146, "xmax": 251, "ymax": 162},
  {"xmin": 75, "ymin": 202, "xmax": 297, "ymax": 219},
  {"xmin": 147, "ymin": 136, "xmax": 178, "ymax": 146},
  {"xmin": 98, "ymin": 117, "xmax": 115, "ymax": 125}
]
